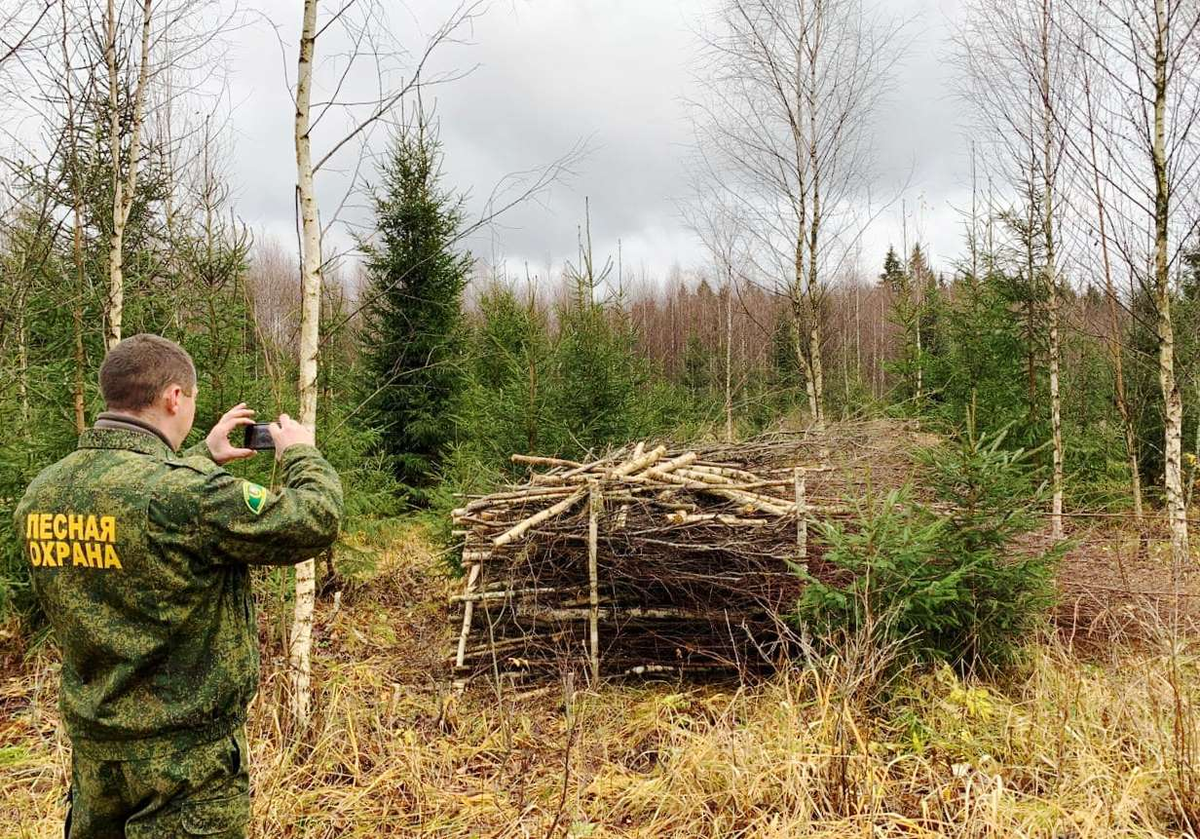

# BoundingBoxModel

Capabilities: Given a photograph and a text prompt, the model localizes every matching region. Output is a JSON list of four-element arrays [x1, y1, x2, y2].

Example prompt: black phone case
[[243, 423, 275, 450]]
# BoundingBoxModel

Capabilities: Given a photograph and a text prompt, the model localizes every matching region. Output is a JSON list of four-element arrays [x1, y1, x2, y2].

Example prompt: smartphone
[[243, 422, 275, 451]]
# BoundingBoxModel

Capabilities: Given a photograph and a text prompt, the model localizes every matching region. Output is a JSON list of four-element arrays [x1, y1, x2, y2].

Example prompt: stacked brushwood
[[449, 420, 923, 684]]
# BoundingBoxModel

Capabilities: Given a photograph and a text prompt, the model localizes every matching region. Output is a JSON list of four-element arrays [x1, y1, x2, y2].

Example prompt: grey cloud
[[220, 0, 971, 282]]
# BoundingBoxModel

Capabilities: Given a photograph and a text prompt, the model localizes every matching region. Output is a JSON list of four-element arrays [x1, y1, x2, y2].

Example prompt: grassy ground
[[3, 524, 1199, 838]]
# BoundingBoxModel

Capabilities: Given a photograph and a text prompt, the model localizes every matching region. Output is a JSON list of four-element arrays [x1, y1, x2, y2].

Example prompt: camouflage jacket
[[14, 421, 343, 759]]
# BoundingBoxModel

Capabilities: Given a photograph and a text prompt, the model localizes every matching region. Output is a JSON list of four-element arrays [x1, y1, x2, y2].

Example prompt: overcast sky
[[221, 0, 972, 286]]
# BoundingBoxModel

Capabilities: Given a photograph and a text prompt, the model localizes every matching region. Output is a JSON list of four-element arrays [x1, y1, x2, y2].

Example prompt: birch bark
[[289, 0, 322, 728], [1152, 0, 1189, 574], [1040, 0, 1063, 540], [103, 0, 153, 350]]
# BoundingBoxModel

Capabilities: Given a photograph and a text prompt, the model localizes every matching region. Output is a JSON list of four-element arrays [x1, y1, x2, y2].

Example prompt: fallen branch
[[493, 488, 588, 547]]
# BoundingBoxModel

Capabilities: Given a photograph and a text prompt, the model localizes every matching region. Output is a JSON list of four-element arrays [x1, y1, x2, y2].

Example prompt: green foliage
[[547, 283, 652, 454], [457, 283, 550, 470], [682, 333, 714, 396], [358, 117, 471, 498], [922, 269, 1046, 452], [796, 418, 1060, 669], [882, 244, 943, 410], [879, 246, 905, 293]]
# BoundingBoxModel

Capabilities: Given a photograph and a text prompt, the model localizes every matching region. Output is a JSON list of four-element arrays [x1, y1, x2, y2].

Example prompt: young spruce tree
[[359, 115, 471, 498]]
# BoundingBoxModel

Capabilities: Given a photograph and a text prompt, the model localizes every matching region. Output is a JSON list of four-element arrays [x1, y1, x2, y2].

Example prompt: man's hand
[[206, 403, 257, 465], [269, 413, 315, 456]]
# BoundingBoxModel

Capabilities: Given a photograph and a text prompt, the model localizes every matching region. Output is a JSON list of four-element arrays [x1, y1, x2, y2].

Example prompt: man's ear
[[163, 384, 183, 415]]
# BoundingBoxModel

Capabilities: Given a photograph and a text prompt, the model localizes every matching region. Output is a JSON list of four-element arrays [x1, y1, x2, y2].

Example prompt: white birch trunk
[[806, 59, 826, 429], [724, 276, 733, 442], [1042, 15, 1064, 541], [103, 0, 153, 351], [807, 311, 825, 427], [1153, 0, 1190, 574], [289, 0, 322, 728], [1047, 288, 1064, 539]]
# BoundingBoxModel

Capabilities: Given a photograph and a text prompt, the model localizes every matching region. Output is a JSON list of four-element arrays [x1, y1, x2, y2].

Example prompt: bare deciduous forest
[[1, 0, 1199, 836]]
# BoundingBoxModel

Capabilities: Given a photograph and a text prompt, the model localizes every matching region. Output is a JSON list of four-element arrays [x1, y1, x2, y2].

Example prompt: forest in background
[[3, 1, 1200, 835], [0, 0, 1197, 757]]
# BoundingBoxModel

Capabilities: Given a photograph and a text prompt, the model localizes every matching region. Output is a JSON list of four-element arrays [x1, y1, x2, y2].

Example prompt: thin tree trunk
[[1187, 379, 1199, 509], [841, 292, 850, 410], [1041, 1, 1063, 540], [104, 0, 153, 351], [289, 0, 321, 728], [854, 280, 861, 382], [64, 2, 86, 433], [17, 305, 30, 439], [724, 274, 733, 441], [1047, 287, 1064, 538], [915, 289, 923, 403], [1025, 198, 1037, 426], [806, 54, 825, 428], [792, 239, 818, 420], [1152, 0, 1190, 575]]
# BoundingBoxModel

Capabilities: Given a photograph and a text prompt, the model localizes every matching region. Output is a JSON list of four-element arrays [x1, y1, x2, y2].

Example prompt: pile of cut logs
[[449, 421, 921, 685]]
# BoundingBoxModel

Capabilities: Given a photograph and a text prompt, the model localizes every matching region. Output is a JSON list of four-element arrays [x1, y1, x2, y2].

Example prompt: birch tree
[[693, 0, 901, 428], [286, 0, 486, 727], [103, 0, 153, 350], [291, 0, 320, 727], [1069, 0, 1196, 572], [959, 0, 1075, 539]]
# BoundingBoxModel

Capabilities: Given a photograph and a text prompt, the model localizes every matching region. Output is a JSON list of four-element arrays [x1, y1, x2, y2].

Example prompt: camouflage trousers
[[65, 727, 250, 839]]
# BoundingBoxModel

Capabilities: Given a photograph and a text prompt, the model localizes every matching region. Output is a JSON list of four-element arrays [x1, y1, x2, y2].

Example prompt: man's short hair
[[99, 334, 197, 412]]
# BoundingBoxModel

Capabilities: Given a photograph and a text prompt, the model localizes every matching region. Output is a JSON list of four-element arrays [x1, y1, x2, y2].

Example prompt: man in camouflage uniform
[[15, 334, 344, 838]]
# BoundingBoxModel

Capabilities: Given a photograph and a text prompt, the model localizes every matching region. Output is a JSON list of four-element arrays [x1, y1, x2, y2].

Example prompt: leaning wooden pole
[[455, 562, 483, 675], [794, 468, 807, 571], [588, 482, 601, 683]]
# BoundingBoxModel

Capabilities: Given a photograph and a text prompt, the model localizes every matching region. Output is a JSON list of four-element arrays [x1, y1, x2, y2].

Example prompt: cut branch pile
[[449, 420, 925, 685]]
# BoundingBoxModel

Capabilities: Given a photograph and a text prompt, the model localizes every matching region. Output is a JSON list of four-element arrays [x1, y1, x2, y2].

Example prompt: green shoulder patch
[[242, 482, 269, 515]]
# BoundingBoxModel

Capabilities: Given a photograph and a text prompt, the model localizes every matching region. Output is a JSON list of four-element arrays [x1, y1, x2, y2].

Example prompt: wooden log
[[588, 481, 601, 683], [635, 468, 790, 512], [512, 454, 583, 468], [609, 444, 668, 478], [454, 563, 482, 669], [493, 488, 587, 547], [461, 486, 576, 513], [795, 468, 807, 570], [675, 467, 734, 485], [515, 605, 761, 622], [621, 663, 740, 676], [451, 513, 500, 527], [707, 488, 792, 516], [531, 456, 610, 485], [641, 450, 698, 479], [450, 586, 559, 603], [666, 512, 775, 527], [559, 456, 611, 478], [688, 464, 761, 482]]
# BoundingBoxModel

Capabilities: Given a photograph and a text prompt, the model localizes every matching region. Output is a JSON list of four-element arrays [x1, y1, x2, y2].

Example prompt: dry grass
[[2, 523, 1199, 838]]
